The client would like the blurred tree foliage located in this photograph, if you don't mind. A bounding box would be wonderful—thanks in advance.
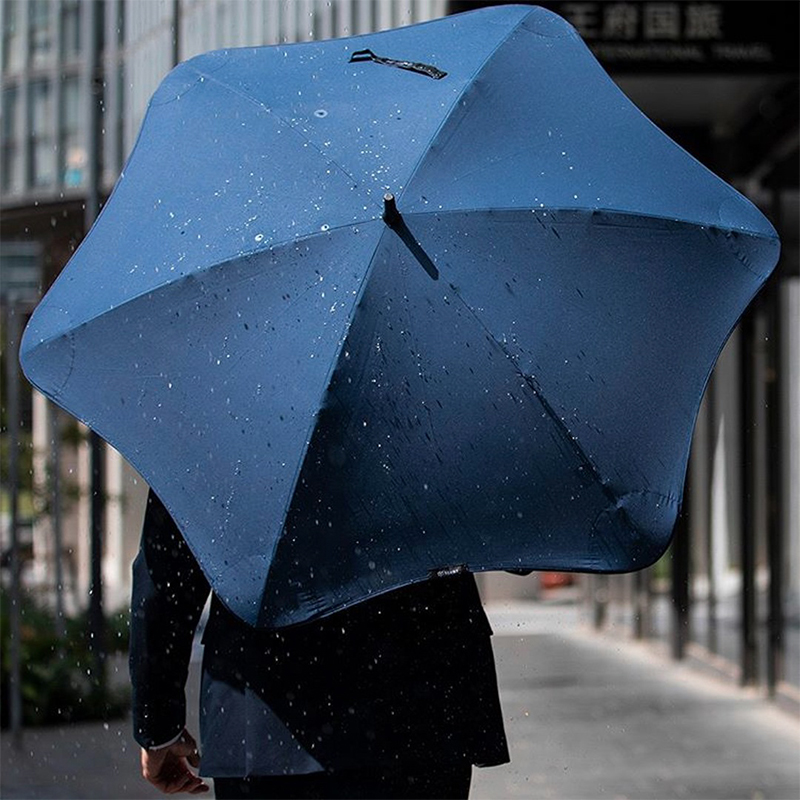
[0,589,130,728]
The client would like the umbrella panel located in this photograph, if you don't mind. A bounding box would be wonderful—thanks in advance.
[408,209,775,495]
[22,223,385,620]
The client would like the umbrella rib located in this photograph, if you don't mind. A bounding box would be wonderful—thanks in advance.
[21,220,382,355]
[260,224,393,585]
[402,207,779,251]
[448,289,616,506]
[188,65,372,209]
[395,10,536,208]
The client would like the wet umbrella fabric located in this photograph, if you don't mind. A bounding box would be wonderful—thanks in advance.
[20,6,779,627]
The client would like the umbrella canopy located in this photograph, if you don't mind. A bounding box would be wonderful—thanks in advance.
[20,5,779,627]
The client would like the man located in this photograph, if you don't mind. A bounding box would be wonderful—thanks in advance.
[130,491,509,798]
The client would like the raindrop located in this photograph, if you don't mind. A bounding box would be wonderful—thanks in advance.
[254,233,264,242]
[314,109,328,118]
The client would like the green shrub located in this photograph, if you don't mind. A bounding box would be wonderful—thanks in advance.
[0,589,130,728]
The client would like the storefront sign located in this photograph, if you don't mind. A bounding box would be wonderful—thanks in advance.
[451,1,799,73]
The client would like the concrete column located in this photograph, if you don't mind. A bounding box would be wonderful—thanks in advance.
[334,0,352,38]
[783,278,800,619]
[102,446,127,611]
[376,0,393,31]
[30,390,51,591]
[76,424,92,604]
[264,0,279,44]
[710,330,741,599]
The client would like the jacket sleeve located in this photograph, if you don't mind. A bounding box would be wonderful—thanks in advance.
[129,490,210,748]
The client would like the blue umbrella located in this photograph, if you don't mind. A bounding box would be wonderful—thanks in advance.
[20,5,779,627]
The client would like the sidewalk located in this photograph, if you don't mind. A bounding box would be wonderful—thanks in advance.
[476,602,800,799]
[1,601,798,800]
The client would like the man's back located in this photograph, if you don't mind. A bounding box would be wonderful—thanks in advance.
[130,491,508,785]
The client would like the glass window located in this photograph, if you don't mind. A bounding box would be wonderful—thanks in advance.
[2,86,22,192]
[61,74,85,188]
[29,80,56,187]
[61,0,82,60]
[2,0,24,73]
[116,0,125,46]
[29,0,54,67]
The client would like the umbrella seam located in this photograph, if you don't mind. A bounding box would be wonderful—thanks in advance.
[186,65,369,208]
[19,221,384,355]
[258,224,393,604]
[394,9,538,209]
[401,207,780,256]
[618,488,679,506]
[588,489,680,570]
[447,287,616,505]
[53,328,77,400]
[180,8,541,216]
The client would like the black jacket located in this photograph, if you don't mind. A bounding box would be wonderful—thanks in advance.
[130,491,509,777]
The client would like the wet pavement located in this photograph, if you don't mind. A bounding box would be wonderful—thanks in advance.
[476,602,800,799]
[1,601,798,799]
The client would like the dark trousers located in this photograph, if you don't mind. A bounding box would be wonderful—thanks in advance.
[213,763,472,799]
